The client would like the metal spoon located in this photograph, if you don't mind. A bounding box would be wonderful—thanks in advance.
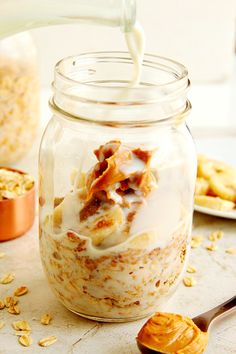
[138,295,236,354]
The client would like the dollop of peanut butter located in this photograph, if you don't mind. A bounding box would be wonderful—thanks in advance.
[137,312,209,354]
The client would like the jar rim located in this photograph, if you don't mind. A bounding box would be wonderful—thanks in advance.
[54,51,188,98]
[52,51,190,126]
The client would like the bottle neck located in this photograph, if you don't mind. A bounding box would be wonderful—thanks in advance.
[0,0,136,38]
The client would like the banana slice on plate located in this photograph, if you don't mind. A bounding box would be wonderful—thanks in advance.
[209,174,236,202]
[197,157,236,180]
[194,195,235,212]
[195,177,209,196]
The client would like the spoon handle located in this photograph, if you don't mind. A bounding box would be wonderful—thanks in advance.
[194,295,236,330]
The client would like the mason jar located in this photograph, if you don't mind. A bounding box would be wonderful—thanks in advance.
[0,32,40,164]
[39,52,196,322]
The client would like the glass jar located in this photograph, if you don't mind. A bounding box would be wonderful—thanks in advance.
[0,32,40,164]
[39,52,196,322]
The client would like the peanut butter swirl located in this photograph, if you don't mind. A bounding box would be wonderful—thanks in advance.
[80,140,156,224]
[137,312,209,354]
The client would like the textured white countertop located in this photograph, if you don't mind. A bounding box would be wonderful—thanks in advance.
[0,95,236,354]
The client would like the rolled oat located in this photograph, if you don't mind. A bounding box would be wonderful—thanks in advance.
[209,230,224,241]
[0,321,5,329]
[225,248,236,254]
[38,335,57,347]
[14,286,28,297]
[206,243,217,251]
[8,304,20,315]
[186,265,197,274]
[18,335,33,347]
[12,320,31,331]
[40,313,52,325]
[183,277,196,287]
[0,272,14,284]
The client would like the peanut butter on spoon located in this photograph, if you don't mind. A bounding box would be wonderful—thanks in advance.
[137,296,236,354]
[137,313,208,354]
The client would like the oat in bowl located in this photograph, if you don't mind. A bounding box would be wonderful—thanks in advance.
[0,168,35,241]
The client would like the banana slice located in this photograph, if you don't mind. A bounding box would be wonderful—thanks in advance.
[209,174,236,202]
[198,158,236,180]
[195,195,235,211]
[195,177,209,196]
[79,205,125,246]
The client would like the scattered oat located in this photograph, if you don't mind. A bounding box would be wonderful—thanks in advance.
[0,272,14,284]
[225,248,236,254]
[38,335,57,347]
[5,296,18,308]
[0,321,5,329]
[15,330,31,336]
[14,286,28,297]
[18,334,33,347]
[0,299,5,310]
[41,313,52,325]
[206,243,217,251]
[209,230,224,241]
[183,277,196,287]
[8,304,20,315]
[186,265,197,273]
[12,320,31,331]
[0,252,5,258]
[191,235,204,248]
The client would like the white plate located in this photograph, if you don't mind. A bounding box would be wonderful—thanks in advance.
[194,205,236,220]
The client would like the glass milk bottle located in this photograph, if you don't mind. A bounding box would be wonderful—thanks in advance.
[0,0,136,38]
[39,52,197,322]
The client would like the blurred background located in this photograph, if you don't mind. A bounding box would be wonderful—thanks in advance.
[29,0,236,131]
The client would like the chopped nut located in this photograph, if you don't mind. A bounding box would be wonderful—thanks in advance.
[5,296,18,308]
[41,313,52,325]
[186,265,197,273]
[0,272,14,284]
[225,248,236,254]
[38,335,57,347]
[12,320,31,331]
[206,243,217,251]
[0,299,5,309]
[209,230,224,241]
[14,286,28,297]
[0,321,5,329]
[18,335,33,347]
[0,252,5,258]
[8,304,20,315]
[191,235,204,248]
[183,277,196,287]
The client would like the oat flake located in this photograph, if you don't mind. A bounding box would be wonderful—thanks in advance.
[38,335,57,347]
[183,277,196,287]
[18,335,33,347]
[0,272,14,284]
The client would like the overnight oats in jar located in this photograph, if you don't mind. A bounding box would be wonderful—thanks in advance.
[39,52,196,322]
